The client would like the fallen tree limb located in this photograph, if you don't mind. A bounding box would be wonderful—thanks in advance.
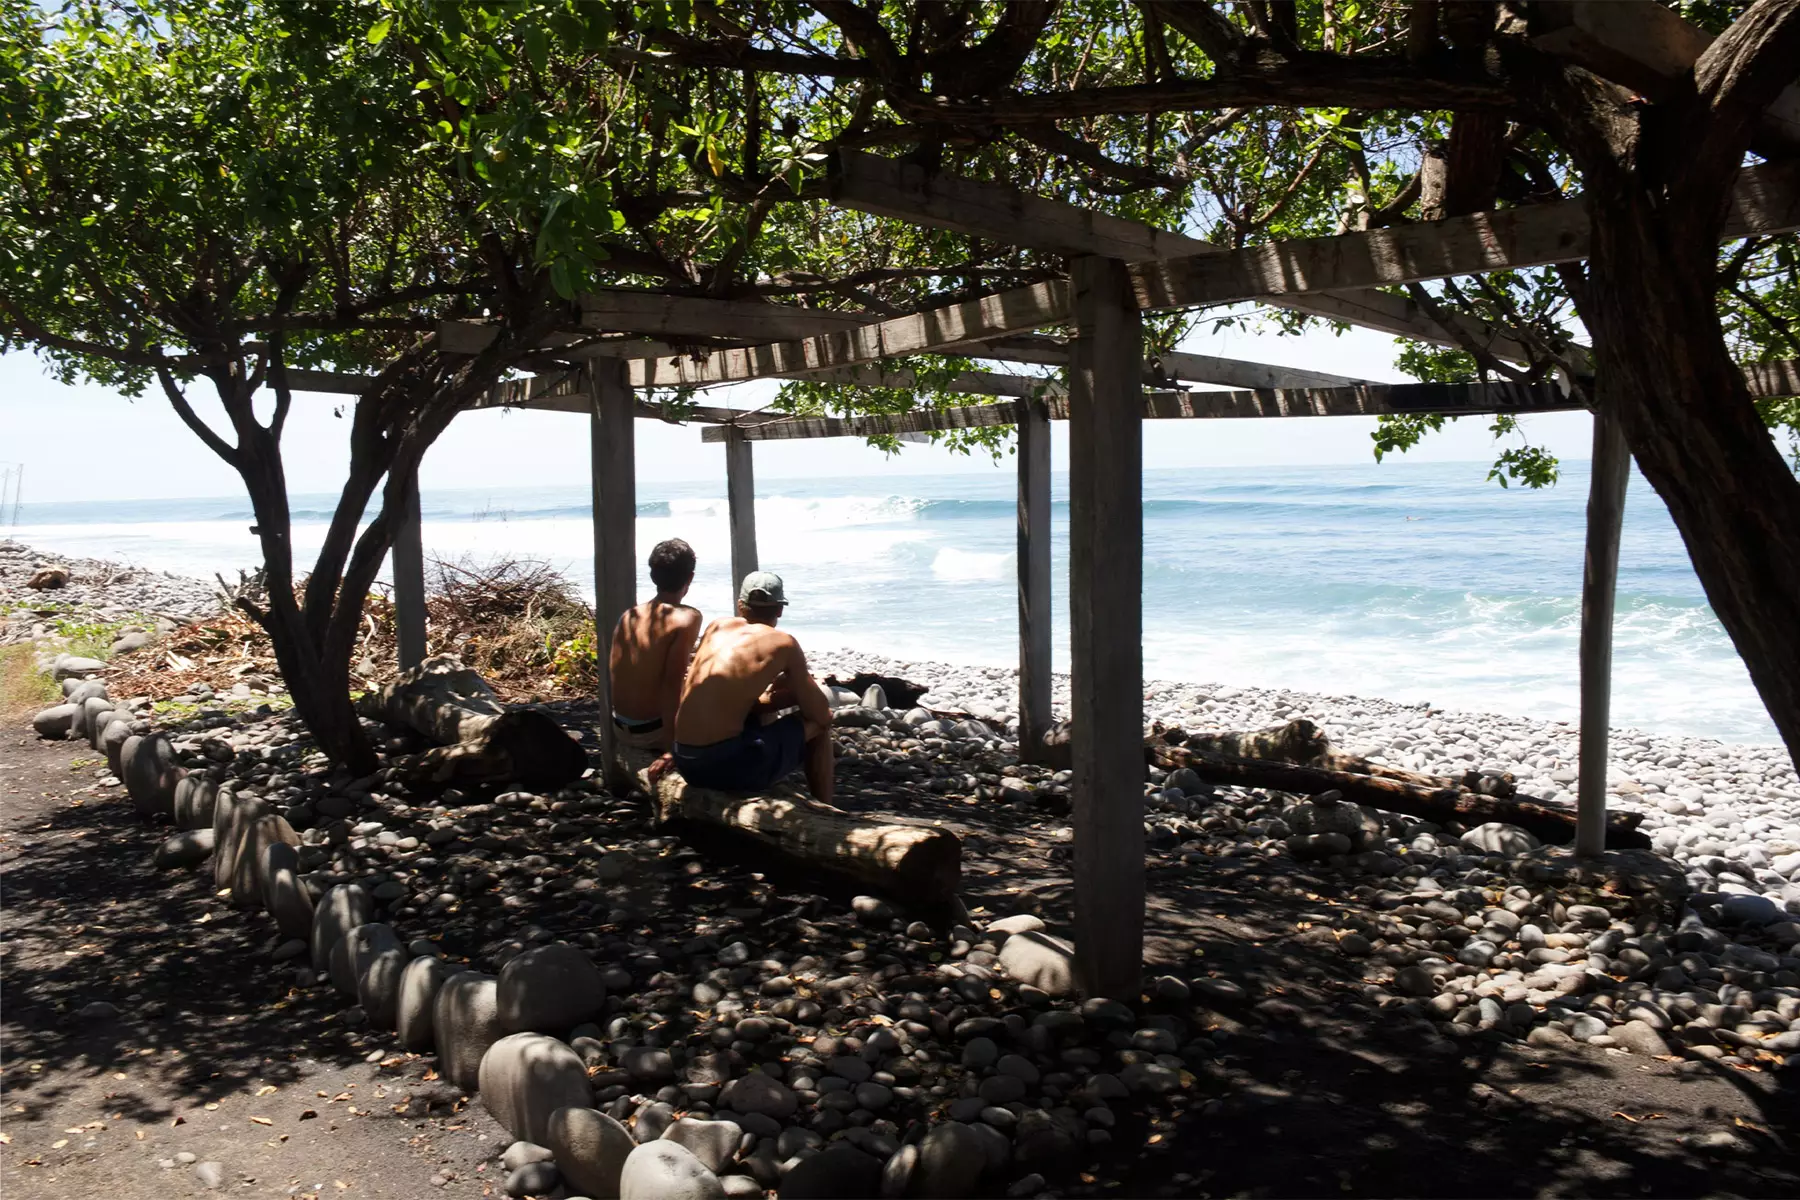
[645,767,962,905]
[1148,743,1649,850]
[1155,721,1520,798]
[356,655,587,790]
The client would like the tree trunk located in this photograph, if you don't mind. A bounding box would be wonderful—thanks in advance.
[1579,178,1800,774]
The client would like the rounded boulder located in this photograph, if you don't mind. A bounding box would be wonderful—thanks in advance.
[618,1140,725,1200]
[83,697,117,750]
[478,1033,593,1147]
[330,921,402,997]
[352,925,412,1029]
[229,809,297,910]
[174,776,219,830]
[122,731,181,818]
[546,1106,636,1199]
[32,704,77,740]
[310,883,373,972]
[434,972,504,1091]
[997,930,1076,997]
[397,956,465,1052]
[260,842,313,941]
[497,943,606,1033]
[152,828,217,871]
[99,713,138,776]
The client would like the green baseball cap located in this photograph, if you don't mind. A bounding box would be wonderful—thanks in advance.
[738,570,789,607]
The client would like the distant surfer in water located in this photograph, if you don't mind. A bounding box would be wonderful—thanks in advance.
[658,571,835,802]
[608,539,702,751]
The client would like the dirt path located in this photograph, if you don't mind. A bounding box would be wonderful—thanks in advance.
[0,728,505,1199]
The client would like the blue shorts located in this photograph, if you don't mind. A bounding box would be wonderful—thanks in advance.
[674,712,807,792]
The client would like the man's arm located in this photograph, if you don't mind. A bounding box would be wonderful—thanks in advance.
[656,610,703,747]
[780,638,834,731]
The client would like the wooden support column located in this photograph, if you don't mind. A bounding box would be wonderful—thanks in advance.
[1017,396,1053,763]
[590,359,637,787]
[1577,406,1631,855]
[392,469,427,672]
[724,426,759,597]
[1067,257,1145,998]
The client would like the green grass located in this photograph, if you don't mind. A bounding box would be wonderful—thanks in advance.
[0,643,61,717]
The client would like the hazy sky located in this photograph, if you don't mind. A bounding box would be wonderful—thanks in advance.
[0,317,1600,504]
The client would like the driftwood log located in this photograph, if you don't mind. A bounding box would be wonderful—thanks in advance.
[644,765,962,905]
[357,655,587,789]
[1148,743,1649,850]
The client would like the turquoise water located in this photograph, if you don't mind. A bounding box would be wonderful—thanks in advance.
[8,460,1775,742]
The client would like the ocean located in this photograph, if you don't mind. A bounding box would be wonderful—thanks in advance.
[6,460,1776,743]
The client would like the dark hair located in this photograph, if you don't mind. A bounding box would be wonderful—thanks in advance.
[648,538,696,591]
[742,601,784,623]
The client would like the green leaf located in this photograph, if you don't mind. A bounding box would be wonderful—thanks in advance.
[366,18,391,45]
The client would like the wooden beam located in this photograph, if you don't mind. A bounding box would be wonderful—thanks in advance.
[630,357,1063,399]
[392,470,427,672]
[698,377,1592,442]
[1577,406,1631,856]
[1151,350,1366,389]
[579,289,873,340]
[724,427,758,598]
[590,360,637,789]
[1067,256,1145,1000]
[832,150,1213,261]
[1132,159,1800,313]
[1532,1,1800,156]
[1017,396,1053,765]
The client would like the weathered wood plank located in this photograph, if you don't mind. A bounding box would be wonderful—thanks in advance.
[579,289,874,340]
[1133,159,1800,312]
[724,427,759,598]
[1151,349,1367,389]
[1017,396,1053,765]
[391,470,427,672]
[590,360,637,788]
[832,150,1214,261]
[1577,407,1631,856]
[1068,257,1145,999]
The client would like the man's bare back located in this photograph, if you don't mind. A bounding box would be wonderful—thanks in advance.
[668,572,834,801]
[607,540,701,749]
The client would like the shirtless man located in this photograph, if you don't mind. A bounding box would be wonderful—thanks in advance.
[608,539,702,751]
[666,572,834,802]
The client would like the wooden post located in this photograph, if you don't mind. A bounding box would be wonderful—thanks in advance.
[724,426,759,596]
[1067,257,1145,998]
[1017,396,1053,762]
[1577,406,1630,855]
[392,468,427,672]
[590,359,637,787]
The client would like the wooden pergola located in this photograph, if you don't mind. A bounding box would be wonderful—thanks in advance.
[299,91,1800,998]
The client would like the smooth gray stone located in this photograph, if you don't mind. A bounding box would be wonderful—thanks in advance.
[80,695,114,746]
[434,972,503,1091]
[618,1141,725,1200]
[1614,1019,1673,1057]
[780,1144,882,1199]
[720,1175,762,1199]
[1460,822,1542,855]
[987,914,1046,936]
[398,956,465,1052]
[310,883,373,972]
[31,703,77,739]
[479,1033,593,1147]
[260,842,312,940]
[716,1072,797,1119]
[621,1046,674,1084]
[998,930,1076,996]
[504,1161,560,1197]
[913,1122,986,1198]
[63,678,108,706]
[661,1117,742,1175]
[497,942,606,1033]
[174,776,219,830]
[227,807,295,910]
[193,1160,225,1189]
[632,1102,675,1144]
[502,1142,556,1172]
[331,921,402,997]
[153,828,216,871]
[87,702,124,750]
[122,731,181,818]
[55,655,107,681]
[354,925,411,1030]
[547,1106,635,1199]
[99,713,136,775]
[111,630,152,656]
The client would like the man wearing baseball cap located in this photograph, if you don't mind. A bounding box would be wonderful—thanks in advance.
[661,571,834,801]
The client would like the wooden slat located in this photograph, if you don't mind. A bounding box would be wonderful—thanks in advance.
[579,289,874,340]
[1747,358,1800,399]
[621,281,1073,388]
[591,360,636,789]
[1152,349,1366,389]
[1067,256,1145,999]
[698,378,1588,441]
[1577,406,1631,856]
[391,471,426,672]
[1132,159,1800,313]
[631,357,1063,399]
[832,150,1213,261]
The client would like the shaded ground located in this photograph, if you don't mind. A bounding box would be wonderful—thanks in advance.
[4,708,1800,1198]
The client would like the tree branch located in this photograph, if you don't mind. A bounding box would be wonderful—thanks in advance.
[155,365,240,465]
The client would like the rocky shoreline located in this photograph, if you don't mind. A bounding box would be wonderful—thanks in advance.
[9,544,1800,1196]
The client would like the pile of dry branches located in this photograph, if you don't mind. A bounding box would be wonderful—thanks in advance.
[106,557,596,703]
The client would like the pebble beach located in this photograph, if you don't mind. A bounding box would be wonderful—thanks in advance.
[8,539,1800,1197]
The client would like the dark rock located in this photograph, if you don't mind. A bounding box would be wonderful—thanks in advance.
[779,1144,882,1199]
[479,1033,594,1146]
[498,943,607,1033]
[397,956,465,1052]
[32,703,77,739]
[310,883,373,972]
[434,972,504,1090]
[547,1106,636,1198]
[152,828,216,871]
